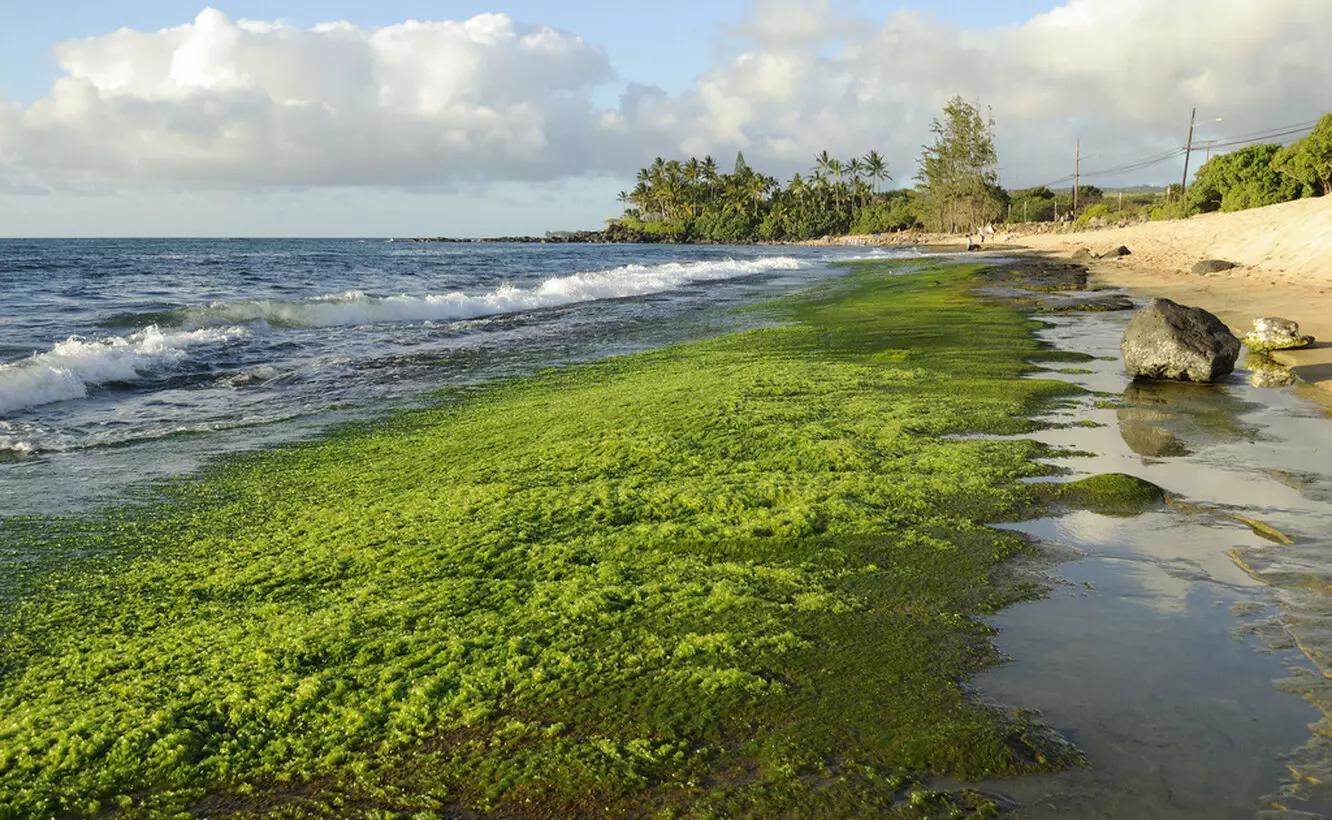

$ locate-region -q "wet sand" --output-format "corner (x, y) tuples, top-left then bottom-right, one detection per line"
(965, 299), (1332, 817)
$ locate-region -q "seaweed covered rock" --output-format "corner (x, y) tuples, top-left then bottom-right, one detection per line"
(1242, 317), (1314, 353)
(1121, 298), (1241, 382)
(1057, 473), (1166, 516)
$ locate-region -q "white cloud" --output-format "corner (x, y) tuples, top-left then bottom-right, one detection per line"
(2, 0), (1330, 196)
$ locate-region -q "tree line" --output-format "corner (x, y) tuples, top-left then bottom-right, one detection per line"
(610, 100), (1332, 242)
(613, 95), (1000, 241)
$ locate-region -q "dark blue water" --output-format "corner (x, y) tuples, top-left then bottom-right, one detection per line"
(0, 238), (917, 514)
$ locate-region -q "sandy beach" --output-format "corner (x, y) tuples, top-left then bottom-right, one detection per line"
(806, 195), (1332, 397)
(1009, 196), (1332, 398)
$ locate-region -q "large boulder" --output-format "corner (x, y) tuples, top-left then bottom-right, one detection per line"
(1121, 298), (1241, 382)
(1242, 317), (1314, 353)
(1192, 259), (1237, 274)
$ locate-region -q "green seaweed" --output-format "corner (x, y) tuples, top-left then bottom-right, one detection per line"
(1054, 473), (1167, 516)
(0, 261), (1086, 818)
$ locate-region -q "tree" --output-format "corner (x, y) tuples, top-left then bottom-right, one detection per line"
(914, 96), (1004, 232)
(1276, 113), (1332, 196)
(733, 151), (752, 177)
(1187, 143), (1300, 213)
(863, 150), (891, 194)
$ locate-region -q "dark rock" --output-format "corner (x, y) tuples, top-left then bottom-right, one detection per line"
(1102, 245), (1131, 259)
(1192, 259), (1237, 274)
(1121, 298), (1241, 382)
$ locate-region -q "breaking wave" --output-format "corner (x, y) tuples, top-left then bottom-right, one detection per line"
(0, 326), (249, 415)
(166, 256), (807, 329)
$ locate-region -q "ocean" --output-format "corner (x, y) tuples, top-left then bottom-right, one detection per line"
(0, 238), (914, 516)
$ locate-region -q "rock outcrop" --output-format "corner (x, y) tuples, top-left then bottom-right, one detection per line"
(1121, 298), (1241, 382)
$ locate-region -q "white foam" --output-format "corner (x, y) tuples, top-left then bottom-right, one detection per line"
(179, 256), (807, 329)
(0, 326), (248, 415)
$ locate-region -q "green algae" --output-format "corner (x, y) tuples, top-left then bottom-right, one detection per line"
(0, 261), (1088, 818)
(1054, 473), (1167, 516)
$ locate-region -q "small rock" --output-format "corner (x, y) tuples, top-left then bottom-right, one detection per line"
(1192, 259), (1237, 274)
(1243, 317), (1314, 353)
(1102, 245), (1131, 259)
(1121, 298), (1241, 382)
(1071, 248), (1096, 261)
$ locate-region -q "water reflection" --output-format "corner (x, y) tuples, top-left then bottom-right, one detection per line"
(968, 291), (1332, 818)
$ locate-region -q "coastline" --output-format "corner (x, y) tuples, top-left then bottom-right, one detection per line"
(1011, 195), (1332, 402)
(812, 194), (1332, 402)
(0, 260), (1097, 815)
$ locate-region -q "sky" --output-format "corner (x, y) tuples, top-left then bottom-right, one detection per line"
(1, 0), (1328, 237)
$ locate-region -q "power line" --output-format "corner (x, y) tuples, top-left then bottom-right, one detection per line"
(1028, 115), (1322, 189)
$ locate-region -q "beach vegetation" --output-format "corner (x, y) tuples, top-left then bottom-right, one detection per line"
(614, 148), (907, 242)
(914, 96), (1006, 233)
(0, 261), (1093, 817)
(1186, 143), (1303, 213)
(1275, 113), (1332, 197)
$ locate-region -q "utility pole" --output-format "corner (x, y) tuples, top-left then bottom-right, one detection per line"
(1181, 107), (1197, 194)
(1073, 138), (1081, 216)
(1205, 139), (1214, 161)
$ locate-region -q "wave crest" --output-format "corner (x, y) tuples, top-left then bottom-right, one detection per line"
(174, 256), (806, 329)
(0, 326), (248, 415)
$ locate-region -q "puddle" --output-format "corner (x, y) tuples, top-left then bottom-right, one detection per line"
(967, 290), (1332, 817)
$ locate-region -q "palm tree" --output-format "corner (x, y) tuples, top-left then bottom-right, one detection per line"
(812, 150), (832, 179)
(827, 158), (844, 210)
(863, 150), (890, 195)
(701, 155), (718, 206)
(846, 158), (864, 213)
(683, 158), (701, 217)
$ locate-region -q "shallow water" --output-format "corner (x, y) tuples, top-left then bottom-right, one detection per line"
(970, 300), (1332, 817)
(0, 240), (915, 516)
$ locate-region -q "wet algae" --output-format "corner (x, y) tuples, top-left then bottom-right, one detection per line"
(0, 262), (1134, 818)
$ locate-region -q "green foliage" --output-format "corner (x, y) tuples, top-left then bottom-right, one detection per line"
(1187, 143), (1302, 213)
(1073, 203), (1112, 228)
(1149, 201), (1190, 222)
(914, 97), (1005, 232)
(618, 148), (891, 242)
(850, 192), (920, 234)
(1053, 186), (1103, 220)
(0, 263), (1085, 817)
(1275, 113), (1332, 196)
(1008, 194), (1055, 223)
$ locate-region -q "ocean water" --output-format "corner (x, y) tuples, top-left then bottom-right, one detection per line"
(0, 238), (915, 515)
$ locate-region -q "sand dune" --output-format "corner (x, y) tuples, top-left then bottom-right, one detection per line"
(1018, 194), (1332, 284)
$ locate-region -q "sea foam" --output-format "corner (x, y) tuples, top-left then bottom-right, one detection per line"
(176, 256), (806, 329)
(0, 326), (248, 415)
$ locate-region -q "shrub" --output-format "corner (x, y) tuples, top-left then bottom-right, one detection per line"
(1073, 203), (1112, 228)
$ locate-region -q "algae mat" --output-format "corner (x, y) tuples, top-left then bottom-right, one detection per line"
(0, 262), (1088, 818)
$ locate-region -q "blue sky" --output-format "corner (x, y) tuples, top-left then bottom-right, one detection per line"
(1, 0), (1324, 236)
